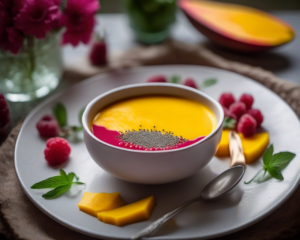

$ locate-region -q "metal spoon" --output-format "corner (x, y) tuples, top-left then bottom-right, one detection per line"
(132, 131), (246, 240)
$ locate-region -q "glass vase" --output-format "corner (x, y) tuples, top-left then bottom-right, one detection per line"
(125, 0), (177, 44)
(0, 33), (62, 102)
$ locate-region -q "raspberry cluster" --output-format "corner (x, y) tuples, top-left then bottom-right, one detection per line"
(219, 93), (264, 137)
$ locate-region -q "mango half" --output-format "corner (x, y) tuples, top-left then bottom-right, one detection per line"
(216, 130), (269, 164)
(78, 192), (126, 217)
(98, 195), (156, 226)
(179, 0), (295, 52)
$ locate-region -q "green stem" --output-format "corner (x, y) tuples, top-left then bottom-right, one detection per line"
(244, 169), (264, 184)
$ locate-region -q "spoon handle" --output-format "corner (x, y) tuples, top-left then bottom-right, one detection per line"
(131, 197), (201, 240)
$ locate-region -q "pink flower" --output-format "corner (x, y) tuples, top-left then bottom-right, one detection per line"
(62, 0), (100, 46)
(15, 0), (61, 39)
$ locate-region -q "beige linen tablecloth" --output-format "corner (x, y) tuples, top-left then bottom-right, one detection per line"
(1, 40), (300, 240)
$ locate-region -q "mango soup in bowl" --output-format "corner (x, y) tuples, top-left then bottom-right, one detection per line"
(83, 83), (223, 184)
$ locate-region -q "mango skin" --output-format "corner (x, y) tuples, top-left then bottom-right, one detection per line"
(78, 192), (126, 217)
(97, 195), (156, 227)
(216, 130), (269, 164)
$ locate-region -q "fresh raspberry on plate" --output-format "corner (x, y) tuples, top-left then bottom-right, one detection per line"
(183, 78), (198, 89)
(147, 75), (167, 83)
(229, 102), (246, 120)
(239, 94), (254, 110)
(237, 114), (257, 137)
(44, 137), (71, 166)
(0, 93), (10, 135)
(89, 41), (107, 66)
(248, 109), (264, 127)
(36, 115), (59, 138)
(219, 93), (235, 108)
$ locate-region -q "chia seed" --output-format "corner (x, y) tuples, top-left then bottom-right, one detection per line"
(117, 129), (187, 149)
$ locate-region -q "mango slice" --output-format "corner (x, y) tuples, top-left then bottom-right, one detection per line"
(215, 130), (269, 164)
(179, 0), (295, 52)
(97, 195), (156, 226)
(78, 192), (126, 217)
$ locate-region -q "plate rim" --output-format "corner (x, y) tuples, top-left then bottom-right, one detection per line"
(14, 65), (300, 240)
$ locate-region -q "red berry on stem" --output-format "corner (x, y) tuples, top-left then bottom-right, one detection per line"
(237, 114), (257, 137)
(219, 93), (235, 108)
(239, 94), (254, 110)
(89, 40), (107, 66)
(183, 78), (198, 89)
(0, 93), (10, 135)
(229, 102), (246, 120)
(147, 75), (168, 83)
(44, 137), (71, 166)
(36, 115), (59, 138)
(248, 109), (264, 127)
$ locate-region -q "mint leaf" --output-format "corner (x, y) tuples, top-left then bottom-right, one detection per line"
(170, 75), (181, 84)
(267, 166), (284, 180)
(31, 176), (69, 189)
(70, 126), (83, 132)
(73, 182), (85, 185)
(31, 169), (84, 199)
(53, 103), (67, 127)
(270, 152), (296, 170)
(263, 144), (274, 166)
(42, 184), (72, 199)
(245, 144), (295, 184)
(60, 169), (67, 177)
(223, 116), (236, 129)
(68, 172), (76, 182)
(202, 78), (217, 87)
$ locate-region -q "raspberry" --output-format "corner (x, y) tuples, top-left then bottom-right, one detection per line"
(44, 137), (71, 166)
(36, 115), (59, 138)
(239, 94), (254, 110)
(219, 93), (235, 108)
(147, 75), (167, 83)
(229, 102), (246, 120)
(237, 114), (257, 137)
(248, 109), (264, 127)
(0, 93), (10, 135)
(223, 107), (237, 120)
(183, 78), (198, 89)
(89, 41), (107, 66)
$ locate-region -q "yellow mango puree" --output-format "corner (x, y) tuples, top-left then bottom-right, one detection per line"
(93, 95), (217, 140)
(187, 0), (294, 45)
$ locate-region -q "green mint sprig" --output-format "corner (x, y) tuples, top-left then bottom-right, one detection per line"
(223, 116), (236, 129)
(31, 169), (84, 199)
(53, 102), (85, 137)
(245, 144), (296, 184)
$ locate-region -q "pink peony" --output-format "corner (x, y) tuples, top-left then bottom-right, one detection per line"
(15, 0), (61, 39)
(0, 27), (24, 54)
(62, 0), (99, 46)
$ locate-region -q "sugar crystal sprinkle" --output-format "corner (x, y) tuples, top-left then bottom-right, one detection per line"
(117, 129), (187, 149)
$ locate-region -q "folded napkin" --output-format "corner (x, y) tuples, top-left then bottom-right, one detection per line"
(1, 40), (300, 240)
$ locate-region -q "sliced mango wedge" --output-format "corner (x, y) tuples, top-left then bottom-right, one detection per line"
(97, 195), (156, 226)
(216, 129), (269, 164)
(78, 192), (126, 217)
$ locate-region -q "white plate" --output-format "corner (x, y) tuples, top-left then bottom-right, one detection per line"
(15, 66), (300, 240)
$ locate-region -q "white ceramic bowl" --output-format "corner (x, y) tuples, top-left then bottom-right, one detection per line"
(83, 83), (224, 184)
